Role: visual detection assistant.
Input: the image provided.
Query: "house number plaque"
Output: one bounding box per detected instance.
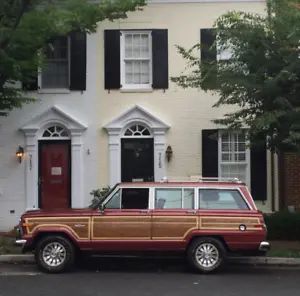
[51,167,62,175]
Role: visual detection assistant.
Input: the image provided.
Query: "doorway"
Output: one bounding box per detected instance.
[121,138,154,182]
[38,140,71,209]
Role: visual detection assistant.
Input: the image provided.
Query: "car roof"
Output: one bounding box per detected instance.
[118,181,245,188]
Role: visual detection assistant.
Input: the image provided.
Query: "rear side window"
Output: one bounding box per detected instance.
[155,188,194,209]
[199,189,249,210]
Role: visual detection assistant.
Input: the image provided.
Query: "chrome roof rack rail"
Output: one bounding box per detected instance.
[160,176,243,184]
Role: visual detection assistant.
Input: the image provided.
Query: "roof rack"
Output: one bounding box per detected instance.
[160,176,244,184]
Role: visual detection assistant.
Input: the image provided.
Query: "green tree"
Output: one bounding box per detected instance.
[172,0,300,152]
[0,0,145,116]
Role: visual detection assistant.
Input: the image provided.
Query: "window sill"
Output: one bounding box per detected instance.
[120,88,153,93]
[38,88,71,94]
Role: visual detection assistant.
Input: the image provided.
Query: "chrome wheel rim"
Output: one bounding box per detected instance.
[195,243,219,269]
[42,242,66,267]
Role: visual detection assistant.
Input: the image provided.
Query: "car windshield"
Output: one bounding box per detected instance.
[89,184,118,209]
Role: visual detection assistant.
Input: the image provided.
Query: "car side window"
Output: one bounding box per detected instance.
[199,189,249,210]
[155,188,194,209]
[105,189,121,209]
[105,188,149,210]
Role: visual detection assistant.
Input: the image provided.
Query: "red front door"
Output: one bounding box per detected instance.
[39,141,71,209]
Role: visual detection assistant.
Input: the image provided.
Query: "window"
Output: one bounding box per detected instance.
[105,188,149,210]
[199,189,249,210]
[42,125,69,138]
[41,36,70,89]
[155,188,194,209]
[219,131,250,185]
[121,31,152,90]
[104,29,168,90]
[124,124,151,137]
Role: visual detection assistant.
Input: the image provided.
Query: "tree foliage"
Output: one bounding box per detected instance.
[172,0,300,152]
[0,0,145,116]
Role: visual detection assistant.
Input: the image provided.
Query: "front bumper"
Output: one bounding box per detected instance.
[15,239,27,246]
[259,241,270,252]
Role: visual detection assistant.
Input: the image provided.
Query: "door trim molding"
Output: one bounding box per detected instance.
[104,105,170,186]
[20,105,87,210]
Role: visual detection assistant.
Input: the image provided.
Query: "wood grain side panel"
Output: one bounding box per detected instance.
[199,216,260,231]
[152,216,198,240]
[25,217,90,240]
[92,216,151,240]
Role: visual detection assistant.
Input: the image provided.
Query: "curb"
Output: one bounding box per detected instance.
[0,254,300,266]
[229,256,300,266]
[0,254,34,264]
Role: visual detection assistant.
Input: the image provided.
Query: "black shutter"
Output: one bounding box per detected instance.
[202,129,219,177]
[251,145,267,200]
[104,30,120,89]
[200,28,217,90]
[22,75,38,91]
[70,31,87,91]
[152,29,168,89]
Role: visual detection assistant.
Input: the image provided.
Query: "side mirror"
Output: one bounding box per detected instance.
[99,203,105,213]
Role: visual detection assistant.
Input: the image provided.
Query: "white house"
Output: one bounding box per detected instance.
[0,0,277,232]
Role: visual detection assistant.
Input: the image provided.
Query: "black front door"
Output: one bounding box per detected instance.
[121,138,154,182]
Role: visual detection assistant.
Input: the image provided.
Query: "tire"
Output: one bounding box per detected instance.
[187,237,227,273]
[35,235,75,273]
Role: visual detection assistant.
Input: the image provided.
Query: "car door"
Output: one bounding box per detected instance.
[151,187,198,249]
[91,187,152,251]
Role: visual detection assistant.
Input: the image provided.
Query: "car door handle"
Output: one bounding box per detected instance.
[140,210,150,214]
[186,210,197,214]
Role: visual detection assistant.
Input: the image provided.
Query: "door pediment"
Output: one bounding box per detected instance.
[20,105,87,134]
[104,105,170,133]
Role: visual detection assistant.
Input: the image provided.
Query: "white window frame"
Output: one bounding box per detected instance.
[218,130,251,187]
[38,36,71,93]
[120,30,153,90]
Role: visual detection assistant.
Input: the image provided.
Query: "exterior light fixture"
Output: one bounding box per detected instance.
[16,146,24,163]
[165,145,173,162]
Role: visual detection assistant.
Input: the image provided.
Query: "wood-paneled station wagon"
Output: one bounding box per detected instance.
[16,177,270,273]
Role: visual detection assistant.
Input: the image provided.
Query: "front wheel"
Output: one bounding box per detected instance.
[35,235,75,273]
[187,237,226,273]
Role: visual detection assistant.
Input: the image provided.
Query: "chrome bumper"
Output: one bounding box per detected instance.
[15,239,27,246]
[259,241,270,252]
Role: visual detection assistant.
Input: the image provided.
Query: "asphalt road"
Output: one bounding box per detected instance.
[0,258,300,296]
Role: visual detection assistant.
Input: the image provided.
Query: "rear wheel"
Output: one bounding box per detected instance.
[187,237,226,273]
[35,235,75,273]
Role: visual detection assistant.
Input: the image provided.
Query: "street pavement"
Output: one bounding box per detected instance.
[0,258,300,296]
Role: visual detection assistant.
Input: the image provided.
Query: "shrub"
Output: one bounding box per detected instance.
[89,186,111,208]
[264,211,300,241]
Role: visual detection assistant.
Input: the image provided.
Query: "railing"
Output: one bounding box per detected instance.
[160,176,243,184]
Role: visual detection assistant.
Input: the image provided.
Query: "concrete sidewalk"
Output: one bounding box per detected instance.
[1,254,300,267]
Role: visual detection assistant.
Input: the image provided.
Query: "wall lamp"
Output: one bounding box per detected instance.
[165,145,173,162]
[16,146,24,163]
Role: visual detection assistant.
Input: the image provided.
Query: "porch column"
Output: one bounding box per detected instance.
[24,129,39,210]
[107,128,121,186]
[71,131,84,208]
[153,129,167,181]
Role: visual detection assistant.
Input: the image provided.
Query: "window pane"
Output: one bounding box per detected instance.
[41,36,69,89]
[125,34,133,58]
[220,164,247,183]
[184,189,194,209]
[125,61,150,84]
[155,189,182,209]
[199,189,249,210]
[105,190,121,209]
[121,188,149,209]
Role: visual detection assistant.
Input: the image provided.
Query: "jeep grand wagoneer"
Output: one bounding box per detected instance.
[16,178,269,273]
